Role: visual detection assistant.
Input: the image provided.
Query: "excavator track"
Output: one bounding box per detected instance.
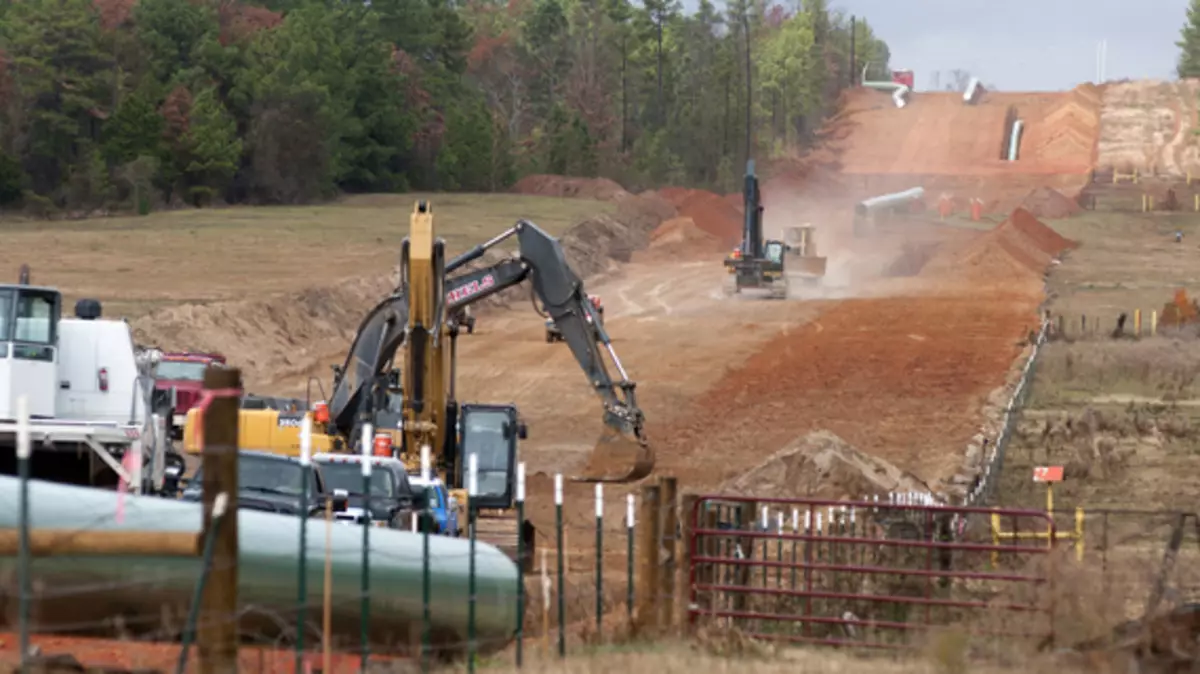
[571,426,655,483]
[474,511,536,574]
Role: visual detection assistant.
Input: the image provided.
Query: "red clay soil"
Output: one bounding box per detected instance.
[1019,186,1082,219]
[644,216,727,257]
[648,294,1040,492]
[1007,207,1077,254]
[674,190,743,245]
[827,88,1099,177]
[0,633,381,673]
[921,208,1074,290]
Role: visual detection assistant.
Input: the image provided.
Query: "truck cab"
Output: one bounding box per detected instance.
[155,352,226,439]
[0,282,165,488]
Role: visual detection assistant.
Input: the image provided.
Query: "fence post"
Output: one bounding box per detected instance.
[658,477,678,631]
[555,474,565,658]
[360,423,373,672]
[199,365,240,674]
[634,483,661,637]
[297,417,312,672]
[16,396,30,670]
[625,494,634,628]
[515,463,526,668]
[594,484,604,641]
[678,494,698,635]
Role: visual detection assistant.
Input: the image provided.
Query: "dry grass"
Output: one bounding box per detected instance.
[1032,339,1200,404]
[0,193,613,319]
[1043,211,1200,325]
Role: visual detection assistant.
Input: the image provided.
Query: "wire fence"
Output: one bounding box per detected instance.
[962,319,1050,511]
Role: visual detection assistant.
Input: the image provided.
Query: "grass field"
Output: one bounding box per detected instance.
[0,193,613,319]
[988,210,1200,644]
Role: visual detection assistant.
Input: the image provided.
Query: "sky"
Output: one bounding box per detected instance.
[691,0,1191,91]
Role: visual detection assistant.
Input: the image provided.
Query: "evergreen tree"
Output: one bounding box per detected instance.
[1179,0,1200,78]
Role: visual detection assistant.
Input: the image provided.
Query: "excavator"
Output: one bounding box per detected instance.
[185,202,652,570]
[723,160,826,297]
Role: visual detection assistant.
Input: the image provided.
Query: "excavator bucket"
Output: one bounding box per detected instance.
[572,426,655,483]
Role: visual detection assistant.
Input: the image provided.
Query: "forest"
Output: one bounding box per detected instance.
[0,0,889,213]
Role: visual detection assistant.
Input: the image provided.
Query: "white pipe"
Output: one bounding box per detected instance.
[1008,119,1024,161]
[963,77,981,104]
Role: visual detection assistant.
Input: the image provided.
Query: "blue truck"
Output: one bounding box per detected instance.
[408,474,460,537]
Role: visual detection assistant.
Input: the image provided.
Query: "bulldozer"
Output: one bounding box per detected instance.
[185,202,651,572]
[782,224,827,284]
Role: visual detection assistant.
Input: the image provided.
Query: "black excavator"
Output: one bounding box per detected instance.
[723,159,792,299]
[322,202,651,570]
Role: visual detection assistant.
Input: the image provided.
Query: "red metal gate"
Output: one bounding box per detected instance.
[687,496,1057,649]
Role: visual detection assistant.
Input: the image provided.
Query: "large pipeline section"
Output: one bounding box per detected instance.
[1007,120,1024,161]
[0,477,520,655]
[856,187,926,215]
[853,187,925,236]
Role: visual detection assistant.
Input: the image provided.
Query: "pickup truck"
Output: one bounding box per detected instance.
[180,450,346,517]
[408,474,460,536]
[312,454,419,529]
[154,351,226,440]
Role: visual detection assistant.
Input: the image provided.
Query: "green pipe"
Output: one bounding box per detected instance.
[0,476,520,656]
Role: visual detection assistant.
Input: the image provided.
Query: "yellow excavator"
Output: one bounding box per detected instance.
[183,201,652,570]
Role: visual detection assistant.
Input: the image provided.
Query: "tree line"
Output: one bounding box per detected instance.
[0,0,890,214]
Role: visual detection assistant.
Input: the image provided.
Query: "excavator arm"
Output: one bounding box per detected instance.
[324,209,651,484]
[442,220,651,482]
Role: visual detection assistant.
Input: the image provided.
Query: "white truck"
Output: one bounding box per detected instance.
[0,276,176,493]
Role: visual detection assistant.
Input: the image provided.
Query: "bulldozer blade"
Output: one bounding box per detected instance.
[572,426,655,483]
[797,256,827,277]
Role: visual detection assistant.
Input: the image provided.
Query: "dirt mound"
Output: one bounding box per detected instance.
[883,242,941,277]
[135,199,673,390]
[132,275,394,390]
[1020,186,1082,219]
[647,217,726,256]
[653,187,693,208]
[722,431,931,501]
[674,190,743,246]
[1007,207,1076,256]
[921,208,1073,286]
[511,175,630,201]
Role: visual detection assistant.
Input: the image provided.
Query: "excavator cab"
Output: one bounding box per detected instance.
[455,403,524,510]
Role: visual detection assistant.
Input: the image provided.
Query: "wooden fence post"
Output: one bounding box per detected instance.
[658,477,678,631]
[634,483,661,637]
[199,365,241,674]
[679,494,698,636]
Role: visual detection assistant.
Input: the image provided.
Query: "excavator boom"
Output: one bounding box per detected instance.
[324,211,652,486]
[443,220,651,483]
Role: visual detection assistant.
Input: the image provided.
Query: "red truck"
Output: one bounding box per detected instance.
[155,352,226,439]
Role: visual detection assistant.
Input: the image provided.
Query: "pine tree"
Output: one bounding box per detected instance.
[1177,0,1200,78]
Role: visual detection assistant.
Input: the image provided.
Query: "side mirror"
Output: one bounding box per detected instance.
[517,422,528,440]
[332,488,349,513]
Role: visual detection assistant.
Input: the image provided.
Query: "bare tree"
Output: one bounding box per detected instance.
[944,69,972,92]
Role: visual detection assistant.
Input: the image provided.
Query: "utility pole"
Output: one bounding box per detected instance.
[198,365,241,674]
[849,16,856,88]
[742,6,753,167]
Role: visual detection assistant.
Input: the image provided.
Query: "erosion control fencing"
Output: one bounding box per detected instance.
[964,319,1050,510]
[685,496,1057,650]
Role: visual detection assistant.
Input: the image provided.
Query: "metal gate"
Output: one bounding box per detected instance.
[686,496,1058,649]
